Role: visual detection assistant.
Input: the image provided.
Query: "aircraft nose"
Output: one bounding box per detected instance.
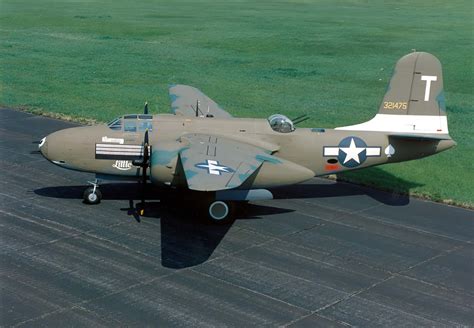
[39,130,68,164]
[38,137,48,158]
[38,126,93,168]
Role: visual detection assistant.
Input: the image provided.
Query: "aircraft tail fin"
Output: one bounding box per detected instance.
[337,52,449,135]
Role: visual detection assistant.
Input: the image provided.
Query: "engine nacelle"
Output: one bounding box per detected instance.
[149,141,184,185]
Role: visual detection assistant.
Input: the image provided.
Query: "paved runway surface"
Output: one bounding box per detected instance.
[1,108,473,327]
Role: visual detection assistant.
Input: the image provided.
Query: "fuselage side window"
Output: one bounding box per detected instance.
[138,121,153,132]
[124,120,137,132]
[108,115,153,132]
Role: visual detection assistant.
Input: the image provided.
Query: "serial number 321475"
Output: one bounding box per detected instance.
[383,101,408,110]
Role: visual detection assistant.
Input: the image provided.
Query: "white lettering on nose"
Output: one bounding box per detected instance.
[421,75,437,101]
[112,160,132,170]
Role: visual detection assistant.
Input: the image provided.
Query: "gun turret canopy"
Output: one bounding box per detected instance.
[268,114,295,133]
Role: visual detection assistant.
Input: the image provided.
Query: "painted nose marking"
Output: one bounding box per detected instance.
[39,137,48,159]
[38,137,46,149]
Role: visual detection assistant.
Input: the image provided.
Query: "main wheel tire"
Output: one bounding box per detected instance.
[207,200,234,224]
[83,186,102,205]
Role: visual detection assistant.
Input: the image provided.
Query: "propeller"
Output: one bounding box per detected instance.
[130,101,152,215]
[140,130,150,215]
[132,129,150,215]
[125,101,152,216]
[191,99,204,117]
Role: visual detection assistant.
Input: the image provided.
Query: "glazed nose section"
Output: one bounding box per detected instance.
[38,137,48,158]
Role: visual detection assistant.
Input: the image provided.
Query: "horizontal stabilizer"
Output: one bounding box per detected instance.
[388,133,453,141]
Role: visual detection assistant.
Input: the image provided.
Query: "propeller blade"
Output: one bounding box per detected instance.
[140,169,146,215]
[144,130,149,149]
[144,101,149,114]
[130,200,141,222]
[140,129,149,215]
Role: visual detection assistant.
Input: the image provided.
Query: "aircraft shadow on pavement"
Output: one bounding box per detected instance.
[33,184,292,269]
[34,169,420,268]
[121,200,291,269]
[34,166,419,207]
[269,167,422,206]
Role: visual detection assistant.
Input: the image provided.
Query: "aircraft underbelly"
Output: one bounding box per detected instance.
[250,161,315,189]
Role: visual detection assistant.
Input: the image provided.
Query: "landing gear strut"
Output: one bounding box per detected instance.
[83,179,102,205]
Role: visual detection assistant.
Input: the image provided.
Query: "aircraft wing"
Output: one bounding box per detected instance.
[169,84,233,118]
[179,134,277,191]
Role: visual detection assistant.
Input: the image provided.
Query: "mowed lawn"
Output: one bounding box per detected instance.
[1,0,473,206]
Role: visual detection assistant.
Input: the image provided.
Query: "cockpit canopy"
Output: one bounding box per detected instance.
[268,114,295,133]
[107,114,153,132]
[107,118,122,130]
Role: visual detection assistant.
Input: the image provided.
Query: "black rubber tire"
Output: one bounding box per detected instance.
[83,186,102,205]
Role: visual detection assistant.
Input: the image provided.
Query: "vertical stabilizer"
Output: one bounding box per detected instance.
[337,52,448,134]
[378,52,445,117]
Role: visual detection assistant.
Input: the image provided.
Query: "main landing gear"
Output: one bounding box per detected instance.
[83,179,102,205]
[206,200,235,224]
[81,181,235,223]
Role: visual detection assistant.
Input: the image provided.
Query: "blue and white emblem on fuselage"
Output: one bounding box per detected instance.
[323,136,381,168]
[195,160,234,175]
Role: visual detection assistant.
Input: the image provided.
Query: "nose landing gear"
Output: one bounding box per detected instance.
[83,179,102,205]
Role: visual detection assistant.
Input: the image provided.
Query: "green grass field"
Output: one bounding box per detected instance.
[1,0,473,206]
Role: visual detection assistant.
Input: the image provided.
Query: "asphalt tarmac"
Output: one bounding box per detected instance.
[1,108,473,327]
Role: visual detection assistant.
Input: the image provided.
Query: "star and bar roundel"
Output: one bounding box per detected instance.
[323,136,381,168]
[195,159,235,175]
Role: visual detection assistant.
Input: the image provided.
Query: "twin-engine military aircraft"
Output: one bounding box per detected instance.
[39,52,455,223]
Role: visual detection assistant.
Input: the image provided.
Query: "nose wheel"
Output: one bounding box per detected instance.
[83,179,102,205]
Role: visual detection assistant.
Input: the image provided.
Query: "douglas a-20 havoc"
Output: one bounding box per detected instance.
[39,52,455,223]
